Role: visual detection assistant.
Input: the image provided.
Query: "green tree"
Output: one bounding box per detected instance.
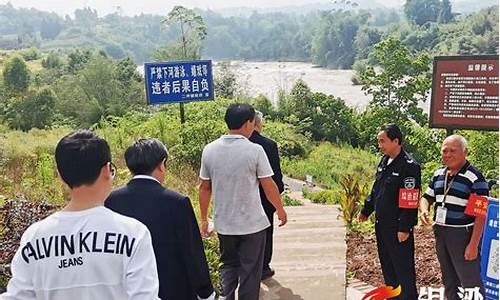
[263,120,309,158]
[154,6,207,60]
[54,56,144,127]
[153,6,208,123]
[361,37,431,126]
[79,56,141,117]
[403,23,440,52]
[357,106,397,150]
[461,130,499,179]
[470,10,494,35]
[404,0,441,26]
[276,81,313,133]
[279,80,358,144]
[67,49,92,73]
[104,43,126,59]
[354,27,382,60]
[40,14,64,39]
[4,87,57,130]
[253,94,274,117]
[311,23,329,67]
[214,62,238,99]
[2,56,30,95]
[74,7,98,34]
[19,48,40,61]
[351,60,368,85]
[311,11,367,68]
[115,56,142,83]
[53,74,102,127]
[42,52,63,69]
[310,93,359,145]
[291,30,312,60]
[438,0,454,23]
[174,100,228,168]
[288,79,314,121]
[372,8,401,26]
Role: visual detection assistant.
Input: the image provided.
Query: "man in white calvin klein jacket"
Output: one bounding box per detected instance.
[1,130,160,300]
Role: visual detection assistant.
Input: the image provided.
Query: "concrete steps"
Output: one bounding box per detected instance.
[259,178,346,300]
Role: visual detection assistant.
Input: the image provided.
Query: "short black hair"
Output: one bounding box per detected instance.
[55,130,111,189]
[380,124,403,145]
[224,103,255,130]
[125,138,168,175]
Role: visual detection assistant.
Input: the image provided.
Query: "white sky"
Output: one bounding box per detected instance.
[1,0,406,16]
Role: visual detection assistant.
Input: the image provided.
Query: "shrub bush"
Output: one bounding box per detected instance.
[282,193,304,206]
[309,190,337,205]
[19,48,40,61]
[338,173,370,227]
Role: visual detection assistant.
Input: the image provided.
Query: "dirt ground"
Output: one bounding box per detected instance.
[346,226,443,288]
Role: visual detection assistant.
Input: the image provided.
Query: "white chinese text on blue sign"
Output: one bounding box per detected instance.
[481,198,499,300]
[144,60,214,104]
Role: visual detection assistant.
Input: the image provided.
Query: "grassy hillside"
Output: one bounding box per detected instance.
[282,142,378,191]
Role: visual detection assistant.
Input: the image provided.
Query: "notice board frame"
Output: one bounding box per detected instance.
[430,55,499,131]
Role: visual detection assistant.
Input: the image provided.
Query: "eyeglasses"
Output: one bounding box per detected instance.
[110,162,117,178]
[100,162,117,179]
[105,162,117,179]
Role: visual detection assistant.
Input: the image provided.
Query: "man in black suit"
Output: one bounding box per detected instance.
[105,139,215,300]
[249,111,285,280]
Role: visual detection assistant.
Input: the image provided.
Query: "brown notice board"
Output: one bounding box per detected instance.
[430,55,499,131]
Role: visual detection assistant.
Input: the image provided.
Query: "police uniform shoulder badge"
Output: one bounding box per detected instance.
[404,177,416,189]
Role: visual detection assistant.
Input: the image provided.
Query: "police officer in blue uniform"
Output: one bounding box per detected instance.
[358,124,421,300]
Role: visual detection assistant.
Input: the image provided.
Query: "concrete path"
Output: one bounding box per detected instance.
[259,177,346,300]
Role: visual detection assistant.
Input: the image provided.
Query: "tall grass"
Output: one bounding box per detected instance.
[282,142,378,192]
[0,127,70,205]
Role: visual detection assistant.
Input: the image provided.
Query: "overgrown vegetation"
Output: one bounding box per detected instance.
[283,143,378,191]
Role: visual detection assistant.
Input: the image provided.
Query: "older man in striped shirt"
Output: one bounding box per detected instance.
[420,134,488,300]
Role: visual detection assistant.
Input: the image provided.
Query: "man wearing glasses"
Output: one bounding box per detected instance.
[2,130,160,300]
[106,138,215,300]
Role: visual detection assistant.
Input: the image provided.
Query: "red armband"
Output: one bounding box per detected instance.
[398,188,420,209]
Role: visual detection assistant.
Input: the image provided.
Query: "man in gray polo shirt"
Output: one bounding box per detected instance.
[199,103,287,300]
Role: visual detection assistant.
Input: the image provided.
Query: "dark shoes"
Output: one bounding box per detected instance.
[261,268,275,281]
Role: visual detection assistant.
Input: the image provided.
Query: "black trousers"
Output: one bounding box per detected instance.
[263,209,274,271]
[218,230,266,300]
[375,225,417,300]
[434,225,484,300]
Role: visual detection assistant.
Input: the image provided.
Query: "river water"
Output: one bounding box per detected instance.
[226,61,371,110]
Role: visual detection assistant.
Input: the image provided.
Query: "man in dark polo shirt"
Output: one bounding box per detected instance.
[420,134,488,300]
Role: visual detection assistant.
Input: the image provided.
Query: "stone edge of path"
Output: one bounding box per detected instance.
[346,278,377,300]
